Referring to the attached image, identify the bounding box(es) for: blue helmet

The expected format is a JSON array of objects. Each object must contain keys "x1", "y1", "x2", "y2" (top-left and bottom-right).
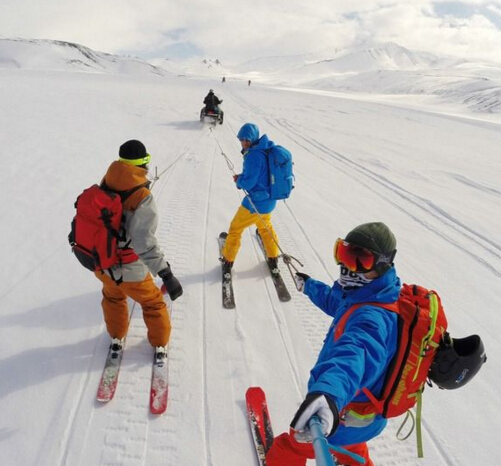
[{"x1": 237, "y1": 123, "x2": 260, "y2": 144}]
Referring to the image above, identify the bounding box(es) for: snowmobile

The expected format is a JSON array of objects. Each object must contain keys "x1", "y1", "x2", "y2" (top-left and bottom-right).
[{"x1": 200, "y1": 106, "x2": 223, "y2": 125}]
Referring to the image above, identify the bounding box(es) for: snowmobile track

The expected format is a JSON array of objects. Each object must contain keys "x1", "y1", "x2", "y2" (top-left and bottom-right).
[{"x1": 264, "y1": 113, "x2": 501, "y2": 278}]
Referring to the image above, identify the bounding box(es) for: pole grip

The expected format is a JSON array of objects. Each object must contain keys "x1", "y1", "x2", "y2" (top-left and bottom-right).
[{"x1": 308, "y1": 416, "x2": 335, "y2": 466}]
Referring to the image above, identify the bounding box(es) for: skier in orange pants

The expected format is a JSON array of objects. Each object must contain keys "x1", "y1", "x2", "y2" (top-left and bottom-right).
[
  {"x1": 96, "y1": 272, "x2": 171, "y2": 347},
  {"x1": 94, "y1": 140, "x2": 183, "y2": 355}
]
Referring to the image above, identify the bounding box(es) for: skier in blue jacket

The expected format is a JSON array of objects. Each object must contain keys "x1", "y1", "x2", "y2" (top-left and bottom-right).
[
  {"x1": 266, "y1": 222, "x2": 400, "y2": 466},
  {"x1": 221, "y1": 123, "x2": 280, "y2": 273}
]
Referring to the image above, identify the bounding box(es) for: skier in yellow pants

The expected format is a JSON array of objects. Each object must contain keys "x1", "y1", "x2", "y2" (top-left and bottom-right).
[{"x1": 221, "y1": 123, "x2": 280, "y2": 273}]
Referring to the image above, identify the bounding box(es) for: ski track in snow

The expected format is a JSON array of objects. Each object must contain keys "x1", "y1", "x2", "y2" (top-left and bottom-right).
[
  {"x1": 59, "y1": 301, "x2": 169, "y2": 466},
  {"x1": 2, "y1": 71, "x2": 497, "y2": 465},
  {"x1": 290, "y1": 127, "x2": 501, "y2": 275},
  {"x1": 201, "y1": 121, "x2": 310, "y2": 465},
  {"x1": 447, "y1": 172, "x2": 501, "y2": 197},
  {"x1": 152, "y1": 132, "x2": 217, "y2": 466},
  {"x1": 228, "y1": 89, "x2": 501, "y2": 278}
]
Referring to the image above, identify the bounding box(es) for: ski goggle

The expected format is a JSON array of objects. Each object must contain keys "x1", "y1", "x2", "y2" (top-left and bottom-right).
[
  {"x1": 334, "y1": 238, "x2": 395, "y2": 273},
  {"x1": 119, "y1": 153, "x2": 151, "y2": 167}
]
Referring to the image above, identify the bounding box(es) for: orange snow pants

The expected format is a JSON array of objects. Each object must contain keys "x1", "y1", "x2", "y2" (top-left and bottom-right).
[
  {"x1": 266, "y1": 431, "x2": 374, "y2": 466},
  {"x1": 95, "y1": 272, "x2": 171, "y2": 347},
  {"x1": 222, "y1": 205, "x2": 279, "y2": 262}
]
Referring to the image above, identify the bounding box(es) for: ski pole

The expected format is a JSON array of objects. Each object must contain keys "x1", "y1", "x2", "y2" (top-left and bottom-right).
[{"x1": 308, "y1": 416, "x2": 335, "y2": 466}]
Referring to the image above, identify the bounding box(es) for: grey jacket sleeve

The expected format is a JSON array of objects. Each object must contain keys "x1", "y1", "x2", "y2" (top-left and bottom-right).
[{"x1": 125, "y1": 195, "x2": 168, "y2": 276}]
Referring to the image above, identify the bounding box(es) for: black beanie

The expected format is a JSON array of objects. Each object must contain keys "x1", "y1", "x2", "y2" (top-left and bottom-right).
[
  {"x1": 119, "y1": 140, "x2": 147, "y2": 161},
  {"x1": 345, "y1": 222, "x2": 397, "y2": 274}
]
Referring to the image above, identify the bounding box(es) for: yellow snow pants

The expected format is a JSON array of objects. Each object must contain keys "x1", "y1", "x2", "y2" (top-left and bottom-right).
[
  {"x1": 222, "y1": 205, "x2": 279, "y2": 262},
  {"x1": 95, "y1": 272, "x2": 171, "y2": 347}
]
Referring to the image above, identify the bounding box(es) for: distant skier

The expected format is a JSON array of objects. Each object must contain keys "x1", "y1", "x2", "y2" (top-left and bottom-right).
[
  {"x1": 248, "y1": 79, "x2": 251, "y2": 86},
  {"x1": 222, "y1": 76, "x2": 226, "y2": 83},
  {"x1": 220, "y1": 123, "x2": 280, "y2": 274},
  {"x1": 94, "y1": 140, "x2": 183, "y2": 357}
]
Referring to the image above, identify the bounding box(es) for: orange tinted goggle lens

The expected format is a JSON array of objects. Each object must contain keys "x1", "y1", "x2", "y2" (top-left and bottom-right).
[{"x1": 334, "y1": 238, "x2": 375, "y2": 272}]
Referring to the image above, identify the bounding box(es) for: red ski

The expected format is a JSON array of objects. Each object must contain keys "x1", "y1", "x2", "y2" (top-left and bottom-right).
[
  {"x1": 150, "y1": 346, "x2": 169, "y2": 414},
  {"x1": 97, "y1": 338, "x2": 124, "y2": 402},
  {"x1": 246, "y1": 387, "x2": 275, "y2": 465}
]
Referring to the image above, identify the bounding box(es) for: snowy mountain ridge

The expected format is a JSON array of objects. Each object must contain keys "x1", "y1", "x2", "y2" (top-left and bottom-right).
[
  {"x1": 0, "y1": 37, "x2": 170, "y2": 76},
  {"x1": 235, "y1": 42, "x2": 501, "y2": 114},
  {"x1": 235, "y1": 41, "x2": 467, "y2": 74},
  {"x1": 1, "y1": 36, "x2": 500, "y2": 114}
]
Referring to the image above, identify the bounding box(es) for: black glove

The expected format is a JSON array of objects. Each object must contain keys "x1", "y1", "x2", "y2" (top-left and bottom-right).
[
  {"x1": 294, "y1": 272, "x2": 311, "y2": 292},
  {"x1": 158, "y1": 265, "x2": 183, "y2": 301},
  {"x1": 290, "y1": 392, "x2": 339, "y2": 442}
]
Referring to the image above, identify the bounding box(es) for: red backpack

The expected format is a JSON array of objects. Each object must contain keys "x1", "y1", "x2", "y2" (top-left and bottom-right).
[
  {"x1": 68, "y1": 184, "x2": 146, "y2": 276},
  {"x1": 336, "y1": 283, "x2": 448, "y2": 454}
]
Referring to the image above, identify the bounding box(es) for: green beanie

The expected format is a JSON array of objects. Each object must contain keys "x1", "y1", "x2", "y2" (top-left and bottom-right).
[{"x1": 344, "y1": 222, "x2": 397, "y2": 274}]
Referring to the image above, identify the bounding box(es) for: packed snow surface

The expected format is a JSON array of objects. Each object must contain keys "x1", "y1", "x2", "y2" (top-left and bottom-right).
[{"x1": 0, "y1": 38, "x2": 500, "y2": 465}]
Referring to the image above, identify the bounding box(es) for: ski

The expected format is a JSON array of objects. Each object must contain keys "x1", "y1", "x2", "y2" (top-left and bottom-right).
[
  {"x1": 97, "y1": 338, "x2": 124, "y2": 402},
  {"x1": 219, "y1": 232, "x2": 236, "y2": 309},
  {"x1": 255, "y1": 230, "x2": 291, "y2": 302},
  {"x1": 246, "y1": 387, "x2": 274, "y2": 466},
  {"x1": 150, "y1": 346, "x2": 169, "y2": 415}
]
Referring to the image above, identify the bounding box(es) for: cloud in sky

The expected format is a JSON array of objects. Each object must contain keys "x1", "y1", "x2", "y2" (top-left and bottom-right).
[{"x1": 1, "y1": 0, "x2": 500, "y2": 63}]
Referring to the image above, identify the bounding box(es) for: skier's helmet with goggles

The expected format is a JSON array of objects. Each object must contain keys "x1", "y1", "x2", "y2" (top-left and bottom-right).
[{"x1": 334, "y1": 222, "x2": 397, "y2": 275}]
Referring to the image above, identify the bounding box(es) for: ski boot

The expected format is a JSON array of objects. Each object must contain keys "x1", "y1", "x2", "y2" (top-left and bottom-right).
[
  {"x1": 155, "y1": 346, "x2": 167, "y2": 364},
  {"x1": 267, "y1": 257, "x2": 280, "y2": 276},
  {"x1": 110, "y1": 337, "x2": 124, "y2": 359},
  {"x1": 221, "y1": 258, "x2": 233, "y2": 276}
]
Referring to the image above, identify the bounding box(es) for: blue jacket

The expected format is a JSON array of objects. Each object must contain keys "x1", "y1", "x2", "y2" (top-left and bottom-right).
[
  {"x1": 236, "y1": 135, "x2": 277, "y2": 214},
  {"x1": 304, "y1": 267, "x2": 401, "y2": 446}
]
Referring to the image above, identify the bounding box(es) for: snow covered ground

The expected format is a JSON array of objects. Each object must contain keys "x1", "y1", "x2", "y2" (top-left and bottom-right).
[{"x1": 0, "y1": 40, "x2": 500, "y2": 466}]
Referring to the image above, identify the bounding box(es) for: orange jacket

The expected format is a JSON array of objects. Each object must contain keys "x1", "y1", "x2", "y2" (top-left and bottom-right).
[
  {"x1": 102, "y1": 160, "x2": 150, "y2": 210},
  {"x1": 100, "y1": 161, "x2": 168, "y2": 282}
]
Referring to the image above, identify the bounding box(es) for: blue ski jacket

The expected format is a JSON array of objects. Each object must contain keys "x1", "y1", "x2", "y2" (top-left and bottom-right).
[
  {"x1": 236, "y1": 134, "x2": 277, "y2": 214},
  {"x1": 303, "y1": 267, "x2": 401, "y2": 446}
]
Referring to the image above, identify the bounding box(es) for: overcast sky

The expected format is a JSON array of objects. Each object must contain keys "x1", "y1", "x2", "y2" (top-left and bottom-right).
[{"x1": 1, "y1": 0, "x2": 500, "y2": 64}]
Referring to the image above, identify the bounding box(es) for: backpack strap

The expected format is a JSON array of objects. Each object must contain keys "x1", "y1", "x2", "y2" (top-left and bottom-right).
[
  {"x1": 108, "y1": 267, "x2": 123, "y2": 286},
  {"x1": 334, "y1": 301, "x2": 399, "y2": 341},
  {"x1": 100, "y1": 181, "x2": 150, "y2": 243},
  {"x1": 413, "y1": 291, "x2": 440, "y2": 381},
  {"x1": 335, "y1": 301, "x2": 399, "y2": 417},
  {"x1": 101, "y1": 181, "x2": 150, "y2": 203},
  {"x1": 99, "y1": 182, "x2": 149, "y2": 277},
  {"x1": 338, "y1": 294, "x2": 438, "y2": 459},
  {"x1": 415, "y1": 391, "x2": 424, "y2": 458}
]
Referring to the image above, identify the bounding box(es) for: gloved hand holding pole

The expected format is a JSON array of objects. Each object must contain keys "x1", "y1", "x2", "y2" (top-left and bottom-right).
[{"x1": 308, "y1": 416, "x2": 335, "y2": 466}]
